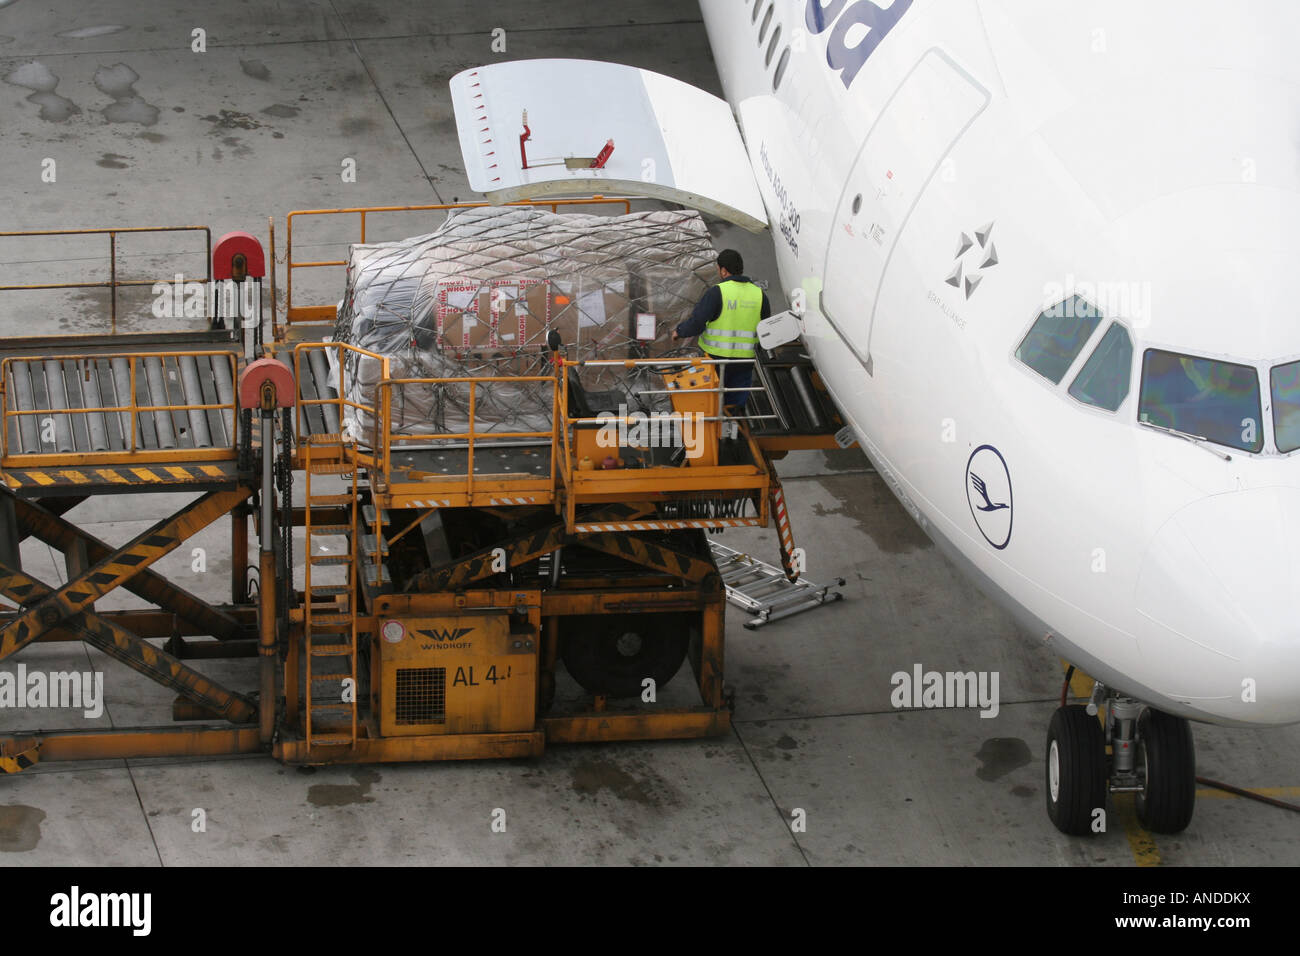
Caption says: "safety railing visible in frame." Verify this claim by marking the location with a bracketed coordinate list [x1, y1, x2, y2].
[280, 197, 634, 325]
[1, 350, 239, 467]
[0, 226, 211, 335]
[372, 375, 560, 498]
[291, 341, 390, 453]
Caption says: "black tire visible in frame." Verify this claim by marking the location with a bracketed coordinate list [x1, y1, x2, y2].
[1135, 709, 1196, 833]
[559, 613, 693, 699]
[1045, 704, 1108, 835]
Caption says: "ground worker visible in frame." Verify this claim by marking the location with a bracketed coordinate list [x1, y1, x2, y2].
[671, 248, 770, 409]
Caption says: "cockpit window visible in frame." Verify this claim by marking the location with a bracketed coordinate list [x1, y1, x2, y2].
[1139, 350, 1263, 453]
[1068, 322, 1132, 412]
[1270, 361, 1300, 453]
[1015, 295, 1103, 384]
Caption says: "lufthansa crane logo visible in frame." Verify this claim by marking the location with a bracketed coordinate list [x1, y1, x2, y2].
[965, 444, 1012, 550]
[945, 221, 998, 300]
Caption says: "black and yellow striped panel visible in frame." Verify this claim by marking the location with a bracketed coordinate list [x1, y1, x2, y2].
[1, 461, 237, 491]
[0, 743, 39, 774]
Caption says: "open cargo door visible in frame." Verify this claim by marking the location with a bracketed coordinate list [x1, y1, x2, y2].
[450, 59, 769, 233]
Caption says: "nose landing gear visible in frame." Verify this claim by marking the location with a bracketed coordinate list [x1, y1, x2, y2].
[1045, 679, 1196, 836]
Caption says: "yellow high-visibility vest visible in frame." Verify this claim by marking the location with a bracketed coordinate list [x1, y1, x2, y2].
[699, 280, 763, 358]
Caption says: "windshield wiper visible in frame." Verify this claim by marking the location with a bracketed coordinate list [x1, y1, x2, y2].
[1138, 420, 1233, 461]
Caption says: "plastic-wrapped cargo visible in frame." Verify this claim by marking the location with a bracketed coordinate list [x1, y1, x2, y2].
[331, 205, 718, 445]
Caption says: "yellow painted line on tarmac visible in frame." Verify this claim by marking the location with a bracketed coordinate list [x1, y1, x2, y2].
[1112, 793, 1162, 866]
[1196, 785, 1300, 800]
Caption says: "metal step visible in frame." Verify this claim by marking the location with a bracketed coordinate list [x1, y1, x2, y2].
[362, 503, 390, 525]
[308, 494, 354, 506]
[309, 613, 353, 628]
[308, 733, 354, 746]
[310, 461, 354, 475]
[310, 666, 352, 680]
[310, 584, 350, 596]
[709, 542, 844, 630]
[362, 563, 392, 590]
[308, 523, 352, 535]
[310, 642, 354, 656]
[308, 554, 351, 566]
[361, 532, 388, 556]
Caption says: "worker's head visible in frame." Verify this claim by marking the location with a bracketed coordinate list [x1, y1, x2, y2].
[716, 249, 743, 279]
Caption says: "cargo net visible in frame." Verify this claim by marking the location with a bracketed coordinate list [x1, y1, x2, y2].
[332, 205, 719, 446]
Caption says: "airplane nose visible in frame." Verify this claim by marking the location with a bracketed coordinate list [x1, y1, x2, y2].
[1135, 486, 1300, 724]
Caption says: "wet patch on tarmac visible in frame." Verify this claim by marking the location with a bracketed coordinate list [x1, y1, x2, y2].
[56, 25, 128, 39]
[261, 103, 299, 119]
[93, 63, 159, 125]
[812, 473, 933, 554]
[4, 61, 81, 121]
[96, 152, 129, 168]
[0, 804, 46, 852]
[240, 59, 270, 81]
[306, 766, 381, 807]
[570, 757, 676, 807]
[975, 737, 1032, 781]
[200, 109, 264, 132]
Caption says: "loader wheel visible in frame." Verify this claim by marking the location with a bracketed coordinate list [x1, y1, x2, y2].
[560, 613, 693, 699]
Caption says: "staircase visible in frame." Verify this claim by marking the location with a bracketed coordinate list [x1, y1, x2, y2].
[302, 434, 359, 748]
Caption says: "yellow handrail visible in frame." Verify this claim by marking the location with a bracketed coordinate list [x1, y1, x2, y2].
[290, 340, 391, 448]
[374, 374, 559, 487]
[282, 197, 634, 324]
[0, 225, 211, 335]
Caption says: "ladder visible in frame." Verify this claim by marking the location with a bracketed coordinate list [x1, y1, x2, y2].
[303, 434, 359, 748]
[710, 541, 844, 630]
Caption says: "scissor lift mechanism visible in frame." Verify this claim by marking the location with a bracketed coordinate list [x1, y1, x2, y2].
[0, 203, 853, 770]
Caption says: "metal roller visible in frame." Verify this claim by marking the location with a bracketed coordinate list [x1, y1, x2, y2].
[142, 356, 176, 449]
[7, 361, 40, 453]
[178, 354, 212, 448]
[41, 359, 75, 453]
[78, 359, 110, 452]
[210, 352, 235, 444]
[789, 365, 824, 432]
[308, 348, 341, 436]
[109, 356, 135, 449]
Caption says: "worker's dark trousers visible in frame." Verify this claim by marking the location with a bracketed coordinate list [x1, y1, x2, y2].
[699, 351, 754, 409]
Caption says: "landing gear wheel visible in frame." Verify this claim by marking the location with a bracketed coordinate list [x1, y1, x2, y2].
[1045, 704, 1107, 835]
[560, 613, 693, 699]
[1134, 709, 1196, 833]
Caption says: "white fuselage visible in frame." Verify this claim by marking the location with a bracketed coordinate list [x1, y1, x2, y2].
[701, 0, 1300, 725]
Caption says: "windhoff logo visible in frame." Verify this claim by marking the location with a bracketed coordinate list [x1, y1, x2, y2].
[0, 665, 103, 719]
[595, 405, 707, 460]
[891, 664, 1000, 719]
[50, 886, 151, 936]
